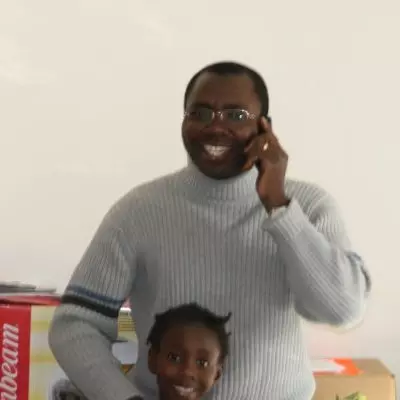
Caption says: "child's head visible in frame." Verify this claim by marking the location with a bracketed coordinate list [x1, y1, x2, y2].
[147, 303, 231, 400]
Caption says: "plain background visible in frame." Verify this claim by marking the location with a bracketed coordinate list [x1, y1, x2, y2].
[1, 0, 399, 396]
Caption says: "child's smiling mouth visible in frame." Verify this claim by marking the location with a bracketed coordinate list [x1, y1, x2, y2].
[174, 384, 195, 395]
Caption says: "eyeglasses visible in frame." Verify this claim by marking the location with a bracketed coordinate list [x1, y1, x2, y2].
[184, 107, 257, 125]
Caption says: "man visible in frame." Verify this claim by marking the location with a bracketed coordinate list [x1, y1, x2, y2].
[49, 61, 370, 400]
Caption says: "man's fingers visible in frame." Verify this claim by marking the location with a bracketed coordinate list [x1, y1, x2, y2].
[259, 116, 281, 147]
[242, 136, 262, 170]
[259, 116, 270, 133]
[243, 118, 284, 169]
[245, 135, 265, 160]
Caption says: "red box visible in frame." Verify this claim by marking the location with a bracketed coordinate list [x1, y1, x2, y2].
[0, 294, 137, 400]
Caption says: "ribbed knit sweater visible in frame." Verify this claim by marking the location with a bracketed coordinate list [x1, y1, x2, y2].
[49, 163, 370, 400]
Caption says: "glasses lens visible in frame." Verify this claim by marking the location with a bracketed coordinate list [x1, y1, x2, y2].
[187, 108, 214, 123]
[224, 109, 249, 122]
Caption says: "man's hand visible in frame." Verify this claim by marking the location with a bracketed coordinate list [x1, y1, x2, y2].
[244, 117, 290, 213]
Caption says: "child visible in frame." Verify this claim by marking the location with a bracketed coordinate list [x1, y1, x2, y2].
[147, 303, 231, 400]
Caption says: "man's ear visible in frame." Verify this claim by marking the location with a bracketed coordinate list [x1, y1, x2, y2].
[148, 347, 157, 375]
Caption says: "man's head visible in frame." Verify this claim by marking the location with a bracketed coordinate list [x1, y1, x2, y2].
[147, 303, 231, 400]
[182, 61, 269, 180]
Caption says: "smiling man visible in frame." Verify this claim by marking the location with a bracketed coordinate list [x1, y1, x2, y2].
[49, 61, 371, 400]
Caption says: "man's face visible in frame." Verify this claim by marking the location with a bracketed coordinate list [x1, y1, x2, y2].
[149, 324, 222, 400]
[182, 72, 262, 180]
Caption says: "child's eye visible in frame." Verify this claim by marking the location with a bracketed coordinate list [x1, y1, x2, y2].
[167, 352, 181, 363]
[196, 359, 209, 368]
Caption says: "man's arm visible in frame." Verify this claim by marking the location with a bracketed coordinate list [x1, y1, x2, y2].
[262, 192, 371, 326]
[49, 203, 143, 400]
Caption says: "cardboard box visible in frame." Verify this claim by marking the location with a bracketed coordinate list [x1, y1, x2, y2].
[0, 295, 137, 400]
[313, 359, 396, 400]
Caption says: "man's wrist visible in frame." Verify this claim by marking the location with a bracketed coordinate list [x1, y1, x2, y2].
[264, 197, 290, 214]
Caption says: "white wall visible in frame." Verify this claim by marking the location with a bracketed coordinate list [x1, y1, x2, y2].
[1, 0, 399, 395]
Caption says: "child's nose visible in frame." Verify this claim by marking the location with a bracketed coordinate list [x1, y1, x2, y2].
[180, 361, 196, 380]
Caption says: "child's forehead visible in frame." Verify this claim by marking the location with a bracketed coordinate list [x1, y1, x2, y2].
[161, 323, 220, 351]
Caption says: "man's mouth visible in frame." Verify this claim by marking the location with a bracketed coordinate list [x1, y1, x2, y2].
[173, 385, 195, 397]
[203, 144, 231, 159]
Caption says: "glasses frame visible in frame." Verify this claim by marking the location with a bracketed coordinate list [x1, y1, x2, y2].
[184, 107, 257, 124]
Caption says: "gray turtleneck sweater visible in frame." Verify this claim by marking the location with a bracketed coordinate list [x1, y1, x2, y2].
[49, 164, 370, 400]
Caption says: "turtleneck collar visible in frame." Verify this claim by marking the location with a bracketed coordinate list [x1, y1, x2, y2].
[175, 160, 259, 202]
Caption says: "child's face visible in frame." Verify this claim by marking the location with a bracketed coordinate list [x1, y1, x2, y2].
[148, 324, 223, 400]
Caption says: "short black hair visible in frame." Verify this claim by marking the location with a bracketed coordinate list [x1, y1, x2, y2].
[183, 61, 269, 117]
[147, 303, 231, 363]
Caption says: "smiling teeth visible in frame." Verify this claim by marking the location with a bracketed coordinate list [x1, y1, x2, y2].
[174, 385, 194, 396]
[204, 145, 229, 157]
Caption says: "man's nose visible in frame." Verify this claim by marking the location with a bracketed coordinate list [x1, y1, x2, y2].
[204, 115, 229, 132]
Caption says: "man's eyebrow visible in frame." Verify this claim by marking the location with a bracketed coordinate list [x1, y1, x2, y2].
[188, 102, 212, 109]
[222, 103, 247, 109]
[188, 102, 248, 110]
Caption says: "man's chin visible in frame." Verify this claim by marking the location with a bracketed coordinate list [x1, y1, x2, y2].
[196, 163, 247, 180]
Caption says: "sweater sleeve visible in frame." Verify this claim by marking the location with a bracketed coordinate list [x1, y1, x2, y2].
[48, 203, 143, 400]
[262, 192, 371, 327]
